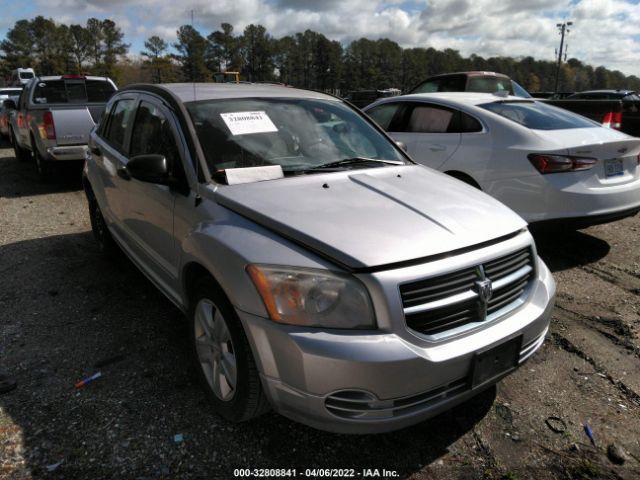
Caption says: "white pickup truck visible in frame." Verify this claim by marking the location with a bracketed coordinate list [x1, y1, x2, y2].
[7, 75, 117, 180]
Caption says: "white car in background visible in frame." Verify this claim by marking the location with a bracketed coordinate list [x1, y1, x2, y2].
[364, 92, 640, 229]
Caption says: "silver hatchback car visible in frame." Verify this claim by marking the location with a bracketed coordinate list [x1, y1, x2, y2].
[83, 83, 555, 433]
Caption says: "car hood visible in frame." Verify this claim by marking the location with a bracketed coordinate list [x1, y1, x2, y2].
[213, 165, 527, 270]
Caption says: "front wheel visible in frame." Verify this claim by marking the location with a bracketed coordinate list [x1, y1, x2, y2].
[190, 279, 269, 422]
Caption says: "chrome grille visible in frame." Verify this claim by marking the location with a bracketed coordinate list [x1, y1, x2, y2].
[400, 247, 534, 336]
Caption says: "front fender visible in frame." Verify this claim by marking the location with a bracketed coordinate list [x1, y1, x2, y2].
[180, 213, 340, 317]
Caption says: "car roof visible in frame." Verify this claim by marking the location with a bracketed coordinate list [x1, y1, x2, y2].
[572, 89, 636, 95]
[123, 83, 339, 103]
[367, 92, 525, 108]
[422, 71, 510, 79]
[35, 75, 113, 82]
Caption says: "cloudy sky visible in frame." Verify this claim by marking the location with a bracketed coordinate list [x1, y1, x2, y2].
[2, 0, 640, 77]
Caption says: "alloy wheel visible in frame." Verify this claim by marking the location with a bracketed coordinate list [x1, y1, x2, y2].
[194, 299, 237, 401]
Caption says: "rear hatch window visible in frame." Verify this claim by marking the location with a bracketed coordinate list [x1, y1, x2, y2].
[479, 100, 598, 130]
[33, 79, 116, 104]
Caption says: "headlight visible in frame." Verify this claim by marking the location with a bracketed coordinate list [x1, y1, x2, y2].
[246, 264, 375, 329]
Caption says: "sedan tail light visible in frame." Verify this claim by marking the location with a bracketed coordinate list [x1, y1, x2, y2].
[601, 111, 622, 130]
[528, 154, 596, 174]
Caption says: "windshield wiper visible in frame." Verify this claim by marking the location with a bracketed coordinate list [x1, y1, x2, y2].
[308, 157, 405, 170]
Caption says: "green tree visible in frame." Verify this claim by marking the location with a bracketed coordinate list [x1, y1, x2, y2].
[240, 24, 274, 82]
[0, 19, 36, 71]
[206, 23, 242, 73]
[68, 24, 92, 74]
[173, 25, 209, 81]
[141, 35, 175, 83]
[100, 19, 129, 80]
[86, 18, 105, 70]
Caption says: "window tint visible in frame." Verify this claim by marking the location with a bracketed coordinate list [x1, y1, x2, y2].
[103, 99, 135, 152]
[411, 75, 465, 94]
[460, 112, 482, 133]
[511, 81, 532, 98]
[366, 103, 401, 130]
[130, 101, 181, 174]
[480, 101, 598, 130]
[406, 105, 456, 133]
[86, 80, 116, 102]
[468, 77, 511, 94]
[438, 76, 465, 92]
[411, 80, 440, 94]
[32, 79, 115, 104]
[20, 72, 34, 79]
[34, 81, 67, 104]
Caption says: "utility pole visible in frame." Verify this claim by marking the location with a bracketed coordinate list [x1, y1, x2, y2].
[554, 21, 572, 93]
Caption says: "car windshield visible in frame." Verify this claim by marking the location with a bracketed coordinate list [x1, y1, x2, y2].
[479, 100, 598, 130]
[186, 97, 406, 174]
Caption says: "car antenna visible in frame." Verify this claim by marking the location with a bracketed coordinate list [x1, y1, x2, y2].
[190, 9, 202, 207]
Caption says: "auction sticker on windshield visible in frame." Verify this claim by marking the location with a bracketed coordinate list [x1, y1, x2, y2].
[221, 111, 278, 136]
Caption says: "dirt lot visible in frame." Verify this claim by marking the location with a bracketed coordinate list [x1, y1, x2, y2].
[0, 139, 639, 480]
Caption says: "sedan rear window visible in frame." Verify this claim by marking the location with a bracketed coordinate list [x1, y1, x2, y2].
[479, 101, 598, 130]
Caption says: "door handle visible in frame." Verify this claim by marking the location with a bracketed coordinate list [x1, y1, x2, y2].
[117, 166, 131, 180]
[429, 144, 446, 152]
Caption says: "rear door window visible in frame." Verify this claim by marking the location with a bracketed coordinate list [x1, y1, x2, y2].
[404, 104, 458, 133]
[480, 101, 598, 130]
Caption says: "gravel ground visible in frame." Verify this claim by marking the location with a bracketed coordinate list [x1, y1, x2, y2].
[1, 138, 639, 480]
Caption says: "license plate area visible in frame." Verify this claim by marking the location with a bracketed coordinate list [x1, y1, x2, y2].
[471, 335, 522, 389]
[604, 158, 624, 177]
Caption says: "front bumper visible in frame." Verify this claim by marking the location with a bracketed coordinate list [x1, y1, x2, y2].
[239, 258, 555, 434]
[46, 145, 88, 161]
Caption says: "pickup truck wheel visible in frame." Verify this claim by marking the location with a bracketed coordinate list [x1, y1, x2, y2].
[88, 197, 117, 254]
[10, 129, 31, 163]
[190, 280, 269, 422]
[34, 147, 53, 182]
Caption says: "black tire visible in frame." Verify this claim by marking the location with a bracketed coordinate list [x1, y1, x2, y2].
[189, 278, 269, 422]
[10, 128, 31, 163]
[33, 146, 53, 182]
[88, 195, 117, 255]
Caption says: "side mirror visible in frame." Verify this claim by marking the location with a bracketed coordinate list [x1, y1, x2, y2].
[126, 154, 170, 185]
[3, 99, 17, 110]
[395, 140, 408, 152]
